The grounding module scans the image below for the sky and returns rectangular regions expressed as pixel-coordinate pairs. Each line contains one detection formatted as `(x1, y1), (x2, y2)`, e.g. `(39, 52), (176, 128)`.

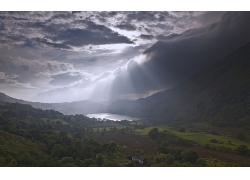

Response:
(0, 10), (249, 103)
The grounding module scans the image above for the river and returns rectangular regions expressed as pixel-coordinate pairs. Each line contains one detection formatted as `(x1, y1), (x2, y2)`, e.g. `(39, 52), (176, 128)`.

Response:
(86, 113), (139, 121)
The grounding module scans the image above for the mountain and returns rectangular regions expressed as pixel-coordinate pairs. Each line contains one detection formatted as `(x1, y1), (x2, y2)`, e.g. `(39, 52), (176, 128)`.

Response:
(107, 42), (250, 127)
(0, 93), (106, 115)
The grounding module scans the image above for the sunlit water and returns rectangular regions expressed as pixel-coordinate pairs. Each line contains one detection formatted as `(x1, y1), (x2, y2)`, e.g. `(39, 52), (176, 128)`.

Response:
(86, 113), (139, 121)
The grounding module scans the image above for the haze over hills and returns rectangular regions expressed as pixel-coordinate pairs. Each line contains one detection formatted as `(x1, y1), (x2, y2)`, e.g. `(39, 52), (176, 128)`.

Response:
(107, 42), (250, 126)
(1, 42), (249, 126)
(0, 93), (106, 115)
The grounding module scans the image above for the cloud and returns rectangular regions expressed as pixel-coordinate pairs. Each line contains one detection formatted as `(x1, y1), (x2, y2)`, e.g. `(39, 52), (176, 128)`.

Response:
(1, 11), (245, 102)
(49, 72), (88, 86)
(0, 71), (34, 88)
(53, 26), (133, 48)
(155, 33), (181, 41)
(127, 12), (161, 22)
(31, 20), (134, 50)
(104, 12), (250, 100)
(115, 23), (137, 31)
(0, 54), (92, 90)
(0, 12), (134, 50)
(139, 34), (154, 40)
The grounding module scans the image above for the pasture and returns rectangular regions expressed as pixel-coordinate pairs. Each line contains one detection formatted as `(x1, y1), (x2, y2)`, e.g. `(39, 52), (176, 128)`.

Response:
(134, 124), (250, 150)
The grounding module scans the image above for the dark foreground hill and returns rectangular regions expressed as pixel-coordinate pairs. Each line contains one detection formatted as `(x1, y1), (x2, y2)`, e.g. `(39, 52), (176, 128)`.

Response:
(107, 42), (250, 127)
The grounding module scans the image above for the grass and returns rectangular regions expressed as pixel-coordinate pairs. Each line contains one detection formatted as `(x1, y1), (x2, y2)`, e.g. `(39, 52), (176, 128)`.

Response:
(0, 130), (46, 155)
(172, 131), (250, 149)
(134, 125), (250, 149)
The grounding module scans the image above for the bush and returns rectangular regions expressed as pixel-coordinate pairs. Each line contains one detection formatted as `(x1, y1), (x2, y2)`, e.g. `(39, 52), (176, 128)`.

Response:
(237, 133), (247, 141)
(236, 145), (248, 155)
(180, 150), (199, 164)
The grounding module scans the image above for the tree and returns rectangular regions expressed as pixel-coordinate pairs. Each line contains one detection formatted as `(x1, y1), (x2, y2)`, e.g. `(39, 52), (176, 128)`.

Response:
(194, 158), (207, 167)
(107, 143), (117, 155)
(179, 127), (186, 132)
(103, 128), (106, 133)
(155, 153), (168, 163)
(180, 150), (199, 164)
(103, 160), (119, 167)
(59, 157), (75, 167)
(157, 142), (169, 154)
(17, 153), (36, 167)
(237, 132), (247, 141)
(96, 155), (104, 167)
(236, 145), (248, 155)
(148, 128), (159, 140)
(51, 144), (67, 158)
(82, 158), (94, 167)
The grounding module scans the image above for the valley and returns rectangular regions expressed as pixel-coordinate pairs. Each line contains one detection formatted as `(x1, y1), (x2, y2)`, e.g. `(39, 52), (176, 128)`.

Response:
(0, 12), (250, 167)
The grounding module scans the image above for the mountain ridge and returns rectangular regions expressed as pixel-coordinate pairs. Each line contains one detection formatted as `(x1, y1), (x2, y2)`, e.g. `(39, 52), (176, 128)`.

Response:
(0, 92), (106, 115)
(107, 42), (250, 126)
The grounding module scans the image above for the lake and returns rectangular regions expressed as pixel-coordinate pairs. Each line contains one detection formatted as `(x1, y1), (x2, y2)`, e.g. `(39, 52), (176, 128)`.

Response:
(86, 113), (139, 121)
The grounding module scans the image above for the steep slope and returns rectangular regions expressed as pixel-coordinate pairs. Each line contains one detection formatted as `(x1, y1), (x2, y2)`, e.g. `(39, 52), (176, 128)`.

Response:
(108, 42), (250, 126)
(0, 93), (106, 115)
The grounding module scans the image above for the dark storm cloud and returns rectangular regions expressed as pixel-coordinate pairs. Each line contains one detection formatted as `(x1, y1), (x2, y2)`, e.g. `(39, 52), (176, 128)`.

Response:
(108, 12), (250, 99)
(30, 20), (133, 49)
(127, 12), (161, 22)
(50, 11), (75, 20)
(98, 11), (118, 18)
(95, 12), (118, 22)
(0, 22), (4, 30)
(0, 35), (26, 46)
(72, 11), (81, 15)
(33, 37), (71, 49)
(115, 23), (136, 31)
(0, 11), (54, 22)
(143, 11), (249, 85)
(139, 34), (154, 40)
(0, 12), (133, 50)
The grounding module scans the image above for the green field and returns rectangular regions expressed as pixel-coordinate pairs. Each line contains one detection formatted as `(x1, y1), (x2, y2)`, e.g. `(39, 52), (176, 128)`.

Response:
(135, 125), (250, 149)
(173, 132), (250, 149)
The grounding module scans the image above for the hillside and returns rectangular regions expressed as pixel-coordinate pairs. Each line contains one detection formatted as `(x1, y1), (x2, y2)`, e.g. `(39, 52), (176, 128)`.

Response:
(0, 93), (106, 115)
(107, 42), (250, 127)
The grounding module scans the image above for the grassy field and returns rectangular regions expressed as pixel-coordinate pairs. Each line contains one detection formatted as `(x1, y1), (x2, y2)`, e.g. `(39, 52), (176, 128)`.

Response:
(134, 125), (250, 149)
(173, 132), (250, 149)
